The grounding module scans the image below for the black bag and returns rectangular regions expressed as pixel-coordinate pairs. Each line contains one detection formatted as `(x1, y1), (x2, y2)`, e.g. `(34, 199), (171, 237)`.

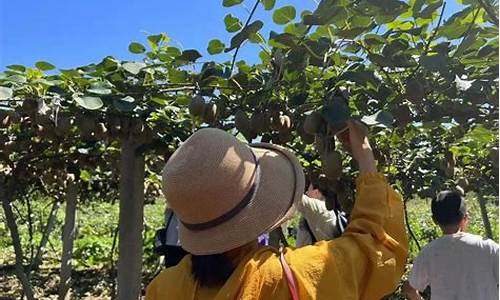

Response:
(154, 210), (188, 268)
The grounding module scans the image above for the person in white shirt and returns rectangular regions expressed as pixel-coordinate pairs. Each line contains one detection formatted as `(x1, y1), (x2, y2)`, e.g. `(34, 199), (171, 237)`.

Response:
(403, 190), (499, 300)
(295, 185), (341, 247)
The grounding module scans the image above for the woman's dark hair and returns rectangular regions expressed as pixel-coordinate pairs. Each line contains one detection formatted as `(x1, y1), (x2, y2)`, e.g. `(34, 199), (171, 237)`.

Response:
(431, 191), (467, 226)
(191, 253), (235, 287)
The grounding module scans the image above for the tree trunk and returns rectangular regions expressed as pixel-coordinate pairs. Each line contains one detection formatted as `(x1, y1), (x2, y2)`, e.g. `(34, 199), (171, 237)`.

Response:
(117, 141), (145, 300)
(1, 185), (36, 300)
(478, 194), (493, 239)
(31, 199), (61, 271)
(59, 180), (78, 300)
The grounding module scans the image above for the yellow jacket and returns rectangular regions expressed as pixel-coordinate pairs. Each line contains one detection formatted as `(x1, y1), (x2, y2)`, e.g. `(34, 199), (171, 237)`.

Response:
(146, 173), (408, 300)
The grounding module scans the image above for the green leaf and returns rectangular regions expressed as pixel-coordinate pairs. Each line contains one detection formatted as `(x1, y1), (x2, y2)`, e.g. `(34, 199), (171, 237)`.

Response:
(361, 110), (394, 127)
(150, 97), (167, 106)
(0, 86), (13, 100)
(176, 49), (202, 62)
(128, 42), (146, 54)
(417, 0), (443, 19)
(75, 96), (103, 110)
(223, 0), (243, 7)
(87, 87), (112, 95)
(7, 75), (27, 83)
(273, 6), (296, 25)
(35, 61), (56, 71)
(261, 0), (275, 10)
(224, 14), (243, 33)
(420, 54), (449, 74)
(80, 170), (92, 182)
(207, 39), (226, 55)
(225, 21), (264, 52)
(290, 93), (307, 106)
(122, 62), (146, 75)
(454, 29), (480, 57)
(364, 34), (387, 46)
(321, 101), (351, 125)
(147, 33), (168, 50)
(113, 96), (136, 112)
(175, 95), (190, 106)
(6, 65), (26, 72)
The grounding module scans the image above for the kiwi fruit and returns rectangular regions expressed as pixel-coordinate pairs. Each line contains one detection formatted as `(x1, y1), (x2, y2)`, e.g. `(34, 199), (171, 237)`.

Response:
(21, 99), (40, 115)
(1, 111), (20, 127)
(55, 116), (72, 136)
(76, 115), (96, 137)
(405, 78), (425, 103)
(130, 118), (144, 135)
(202, 103), (217, 124)
(189, 95), (205, 117)
(298, 122), (315, 144)
(439, 151), (455, 177)
(250, 113), (266, 135)
(278, 115), (292, 133)
(235, 110), (250, 133)
(119, 117), (131, 140)
(322, 150), (343, 179)
(94, 122), (108, 140)
(327, 121), (348, 137)
(107, 116), (122, 139)
(304, 112), (323, 135)
(394, 105), (412, 127)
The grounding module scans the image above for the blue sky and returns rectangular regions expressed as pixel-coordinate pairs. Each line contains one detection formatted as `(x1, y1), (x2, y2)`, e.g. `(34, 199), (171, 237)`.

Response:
(0, 0), (461, 70)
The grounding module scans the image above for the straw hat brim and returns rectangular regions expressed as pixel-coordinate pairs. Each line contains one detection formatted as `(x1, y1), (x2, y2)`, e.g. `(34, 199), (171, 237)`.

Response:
(178, 142), (305, 255)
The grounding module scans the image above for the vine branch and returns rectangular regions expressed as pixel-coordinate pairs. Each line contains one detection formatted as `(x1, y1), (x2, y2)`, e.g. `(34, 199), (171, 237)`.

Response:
(409, 1), (447, 79)
(229, 0), (260, 74)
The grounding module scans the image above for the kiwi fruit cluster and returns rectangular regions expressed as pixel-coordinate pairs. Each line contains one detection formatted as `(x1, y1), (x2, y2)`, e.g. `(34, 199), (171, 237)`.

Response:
(188, 95), (219, 124)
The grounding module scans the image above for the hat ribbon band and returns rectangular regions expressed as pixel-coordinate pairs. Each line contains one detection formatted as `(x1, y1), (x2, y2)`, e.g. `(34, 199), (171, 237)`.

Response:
(181, 150), (261, 231)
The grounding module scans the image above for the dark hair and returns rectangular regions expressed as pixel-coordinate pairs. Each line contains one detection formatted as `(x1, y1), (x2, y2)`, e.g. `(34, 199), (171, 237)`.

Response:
(191, 253), (235, 287)
(431, 191), (467, 226)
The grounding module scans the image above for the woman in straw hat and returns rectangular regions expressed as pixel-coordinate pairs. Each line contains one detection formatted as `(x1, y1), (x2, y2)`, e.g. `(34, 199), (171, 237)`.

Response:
(146, 120), (408, 300)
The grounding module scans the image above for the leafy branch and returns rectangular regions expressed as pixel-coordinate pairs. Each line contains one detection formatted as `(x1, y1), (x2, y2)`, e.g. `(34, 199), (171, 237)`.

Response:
(229, 0), (261, 74)
(408, 1), (447, 79)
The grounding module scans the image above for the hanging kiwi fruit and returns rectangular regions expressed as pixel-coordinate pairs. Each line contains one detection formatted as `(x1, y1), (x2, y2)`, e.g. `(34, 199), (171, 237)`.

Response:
(55, 115), (72, 137)
(303, 112), (323, 135)
(189, 95), (205, 117)
(0, 110), (20, 128)
(119, 116), (131, 140)
(277, 115), (292, 133)
(235, 110), (250, 133)
(107, 115), (122, 139)
(405, 78), (425, 104)
(250, 113), (266, 135)
(393, 105), (412, 127)
(21, 99), (41, 116)
(76, 115), (97, 138)
(439, 151), (455, 177)
(94, 122), (108, 140)
(202, 102), (217, 124)
(322, 150), (343, 179)
(297, 121), (315, 144)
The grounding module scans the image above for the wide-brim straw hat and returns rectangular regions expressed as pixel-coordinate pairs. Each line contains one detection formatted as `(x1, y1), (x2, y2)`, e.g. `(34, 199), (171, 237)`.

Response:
(162, 128), (305, 255)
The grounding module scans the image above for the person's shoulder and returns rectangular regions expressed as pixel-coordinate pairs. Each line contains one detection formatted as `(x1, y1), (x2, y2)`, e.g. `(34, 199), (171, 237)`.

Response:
(461, 233), (497, 246)
(420, 236), (447, 253)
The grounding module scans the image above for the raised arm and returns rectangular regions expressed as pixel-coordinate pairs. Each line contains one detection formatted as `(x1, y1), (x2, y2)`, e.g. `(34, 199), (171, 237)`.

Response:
(286, 121), (408, 299)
